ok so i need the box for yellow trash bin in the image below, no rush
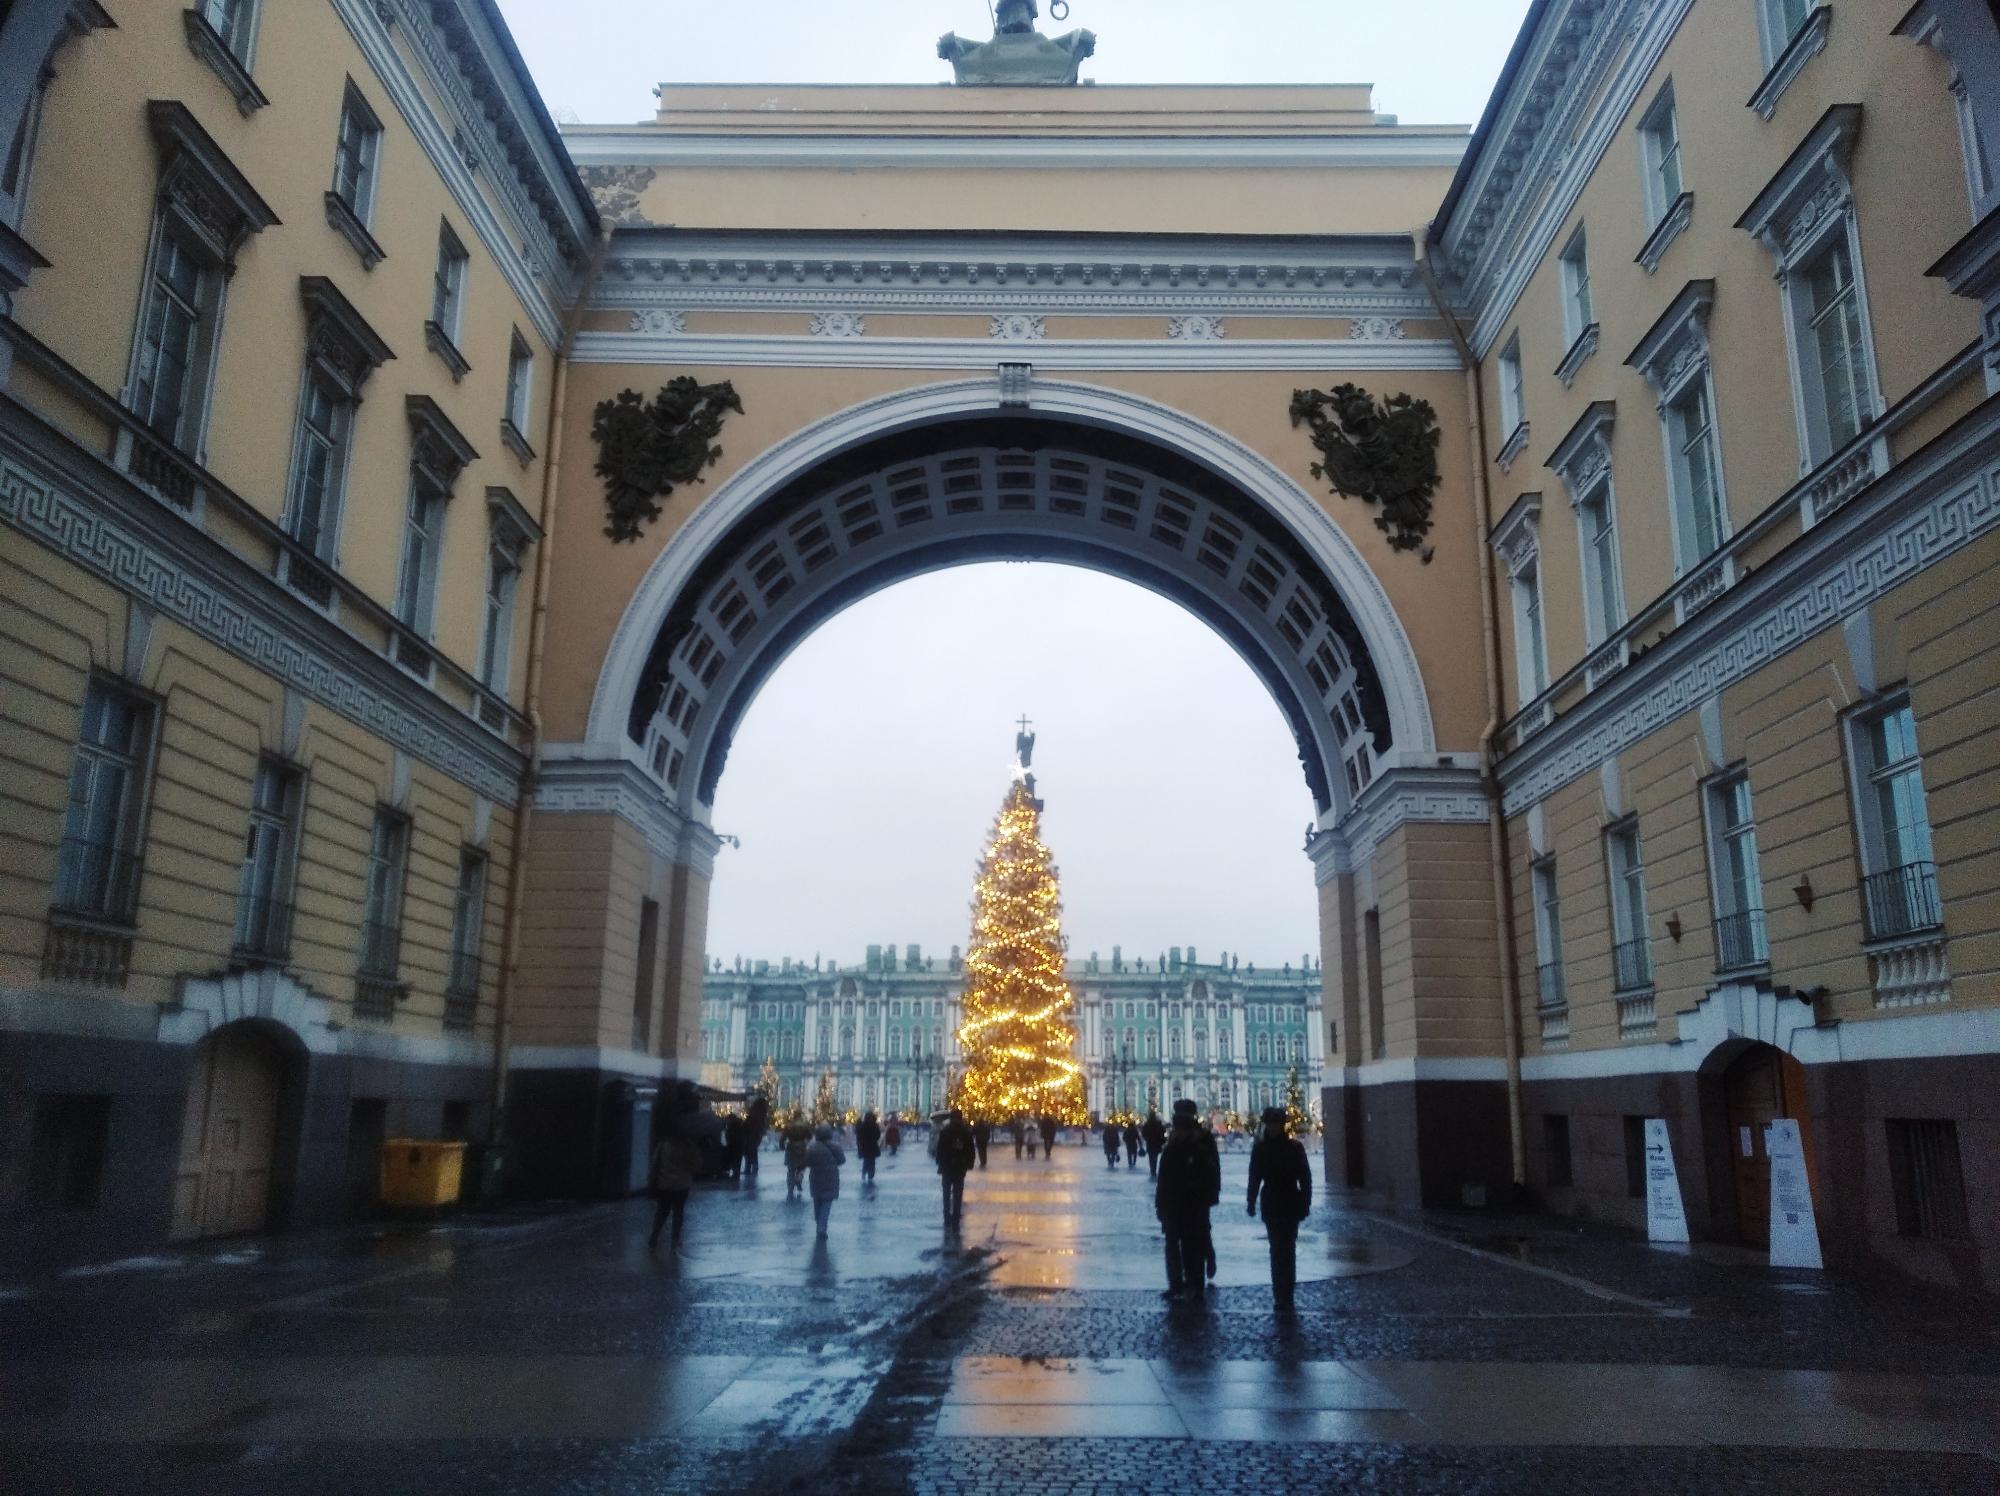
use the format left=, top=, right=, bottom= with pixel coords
left=379, top=1138, right=466, bottom=1209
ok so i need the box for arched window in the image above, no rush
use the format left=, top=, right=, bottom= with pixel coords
left=1256, top=1034, right=1271, bottom=1064
left=1123, top=1028, right=1136, bottom=1056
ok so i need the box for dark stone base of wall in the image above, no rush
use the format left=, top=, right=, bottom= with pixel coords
left=503, top=1066, right=662, bottom=1201
left=1523, top=1049, right=2000, bottom=1293
left=0, top=1024, right=491, bottom=1276
left=1320, top=1075, right=1513, bottom=1210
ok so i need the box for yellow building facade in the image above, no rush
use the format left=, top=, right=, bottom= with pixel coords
left=2, top=0, right=1996, bottom=1284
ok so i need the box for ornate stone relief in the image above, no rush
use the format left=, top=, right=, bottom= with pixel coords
left=809, top=312, right=867, bottom=338
left=991, top=313, right=1046, bottom=341
left=1489, top=493, right=1543, bottom=579
left=578, top=164, right=658, bottom=228
left=1349, top=317, right=1406, bottom=341
left=630, top=309, right=687, bottom=335
left=1166, top=316, right=1225, bottom=341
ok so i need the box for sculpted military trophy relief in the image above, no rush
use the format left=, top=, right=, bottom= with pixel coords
left=6, top=0, right=2000, bottom=1487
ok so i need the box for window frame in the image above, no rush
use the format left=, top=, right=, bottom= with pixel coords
left=1558, top=226, right=1594, bottom=346
left=1702, top=768, right=1770, bottom=972
left=331, top=82, right=383, bottom=225
left=1664, top=375, right=1728, bottom=573
left=233, top=756, right=304, bottom=961
left=128, top=220, right=224, bottom=457
left=447, top=846, right=488, bottom=999
left=1843, top=695, right=1943, bottom=941
left=430, top=221, right=469, bottom=344
left=1637, top=84, right=1684, bottom=225
left=1530, top=855, right=1564, bottom=1007
left=283, top=362, right=356, bottom=567
left=52, top=677, right=162, bottom=927
left=394, top=463, right=451, bottom=638
left=1604, top=818, right=1653, bottom=993
left=1497, top=334, right=1526, bottom=439
left=199, top=0, right=262, bottom=64
left=504, top=332, right=534, bottom=437
left=1576, top=475, right=1625, bottom=647
left=358, top=806, right=411, bottom=980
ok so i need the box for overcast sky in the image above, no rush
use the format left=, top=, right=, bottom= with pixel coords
left=491, top=1, right=1529, bottom=969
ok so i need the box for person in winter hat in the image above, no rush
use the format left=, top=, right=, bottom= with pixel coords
left=934, top=1107, right=978, bottom=1229
left=855, top=1109, right=882, bottom=1183
left=803, top=1123, right=846, bottom=1239
left=1247, top=1105, right=1314, bottom=1312
left=1154, top=1098, right=1221, bottom=1301
left=783, top=1116, right=813, bottom=1199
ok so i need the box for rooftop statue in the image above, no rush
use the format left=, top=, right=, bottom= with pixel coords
left=939, top=0, right=1096, bottom=86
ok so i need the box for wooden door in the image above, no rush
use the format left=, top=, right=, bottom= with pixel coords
left=170, top=1027, right=281, bottom=1241
left=1725, top=1049, right=1783, bottom=1249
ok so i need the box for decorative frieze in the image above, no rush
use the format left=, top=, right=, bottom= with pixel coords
left=1349, top=316, right=1406, bottom=341
left=991, top=313, right=1047, bottom=341
left=809, top=312, right=867, bottom=338
left=630, top=309, right=687, bottom=335
left=1166, top=315, right=1225, bottom=341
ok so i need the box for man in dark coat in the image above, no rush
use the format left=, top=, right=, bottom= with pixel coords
left=971, top=1119, right=993, bottom=1169
left=1102, top=1118, right=1122, bottom=1167
left=1012, top=1115, right=1027, bottom=1160
left=742, top=1096, right=771, bottom=1178
left=1140, top=1109, right=1168, bottom=1179
left=1123, top=1119, right=1140, bottom=1168
left=935, top=1108, right=978, bottom=1228
left=1247, top=1105, right=1314, bottom=1312
left=1153, top=1099, right=1221, bottom=1301
left=1039, top=1115, right=1058, bottom=1158
left=855, top=1109, right=882, bottom=1182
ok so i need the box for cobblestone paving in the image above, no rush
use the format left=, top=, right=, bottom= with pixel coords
left=4, top=1144, right=1997, bottom=1494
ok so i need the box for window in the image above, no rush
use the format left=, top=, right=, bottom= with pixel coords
left=1758, top=0, right=1813, bottom=64
left=1623, top=1115, right=1648, bottom=1199
left=501, top=332, right=535, bottom=459
left=286, top=372, right=352, bottom=564
left=1794, top=235, right=1874, bottom=460
left=233, top=758, right=301, bottom=961
left=1559, top=228, right=1593, bottom=344
left=1850, top=701, right=1942, bottom=939
left=1497, top=336, right=1525, bottom=437
left=1544, top=1114, right=1573, bottom=1189
left=358, top=808, right=409, bottom=980
left=1144, top=1031, right=1159, bottom=1061
left=1638, top=85, right=1683, bottom=223
left=53, top=680, right=155, bottom=924
left=1705, top=773, right=1769, bottom=970
left=1531, top=857, right=1563, bottom=1008
left=199, top=0, right=258, bottom=62
left=1576, top=484, right=1623, bottom=644
left=394, top=467, right=449, bottom=636
left=1363, top=909, right=1385, bottom=1061
left=131, top=228, right=219, bottom=451
left=0, top=62, right=49, bottom=231
left=331, top=84, right=381, bottom=222
left=1514, top=560, right=1549, bottom=698
left=1886, top=1119, right=1970, bottom=1240
left=447, top=848, right=488, bottom=1005
left=1665, top=380, right=1725, bottom=569
left=430, top=223, right=468, bottom=344
left=1950, top=74, right=1998, bottom=217
left=1606, top=820, right=1652, bottom=991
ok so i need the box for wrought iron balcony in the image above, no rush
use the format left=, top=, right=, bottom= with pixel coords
left=51, top=838, right=142, bottom=926
left=232, top=894, right=294, bottom=964
left=1862, top=861, right=1943, bottom=942
left=1612, top=935, right=1653, bottom=993
left=1535, top=959, right=1566, bottom=1011
left=1712, top=908, right=1768, bottom=972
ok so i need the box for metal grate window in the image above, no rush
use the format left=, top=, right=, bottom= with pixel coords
left=1886, top=1119, right=1969, bottom=1241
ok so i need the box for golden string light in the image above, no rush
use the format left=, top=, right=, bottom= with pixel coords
left=953, top=779, right=1088, bottom=1125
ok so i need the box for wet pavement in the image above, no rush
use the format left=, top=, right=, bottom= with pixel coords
left=4, top=1139, right=1998, bottom=1494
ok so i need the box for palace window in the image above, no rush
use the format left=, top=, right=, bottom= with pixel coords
left=358, top=807, right=409, bottom=982
left=1255, top=1034, right=1270, bottom=1065
left=1757, top=0, right=1815, bottom=66
left=1559, top=227, right=1593, bottom=346
left=0, top=54, right=50, bottom=232
left=53, top=680, right=157, bottom=926
left=395, top=467, right=449, bottom=637
left=501, top=332, right=536, bottom=460
left=283, top=280, right=391, bottom=596
left=1638, top=85, right=1684, bottom=225
left=1491, top=496, right=1547, bottom=711
left=331, top=83, right=380, bottom=223
left=1143, top=1031, right=1159, bottom=1061
left=1531, top=856, right=1564, bottom=1010
left=287, top=374, right=350, bottom=566
left=131, top=229, right=219, bottom=453
left=233, top=758, right=302, bottom=963
left=446, top=849, right=488, bottom=1008
left=1606, top=820, right=1653, bottom=993
left=1705, top=773, right=1769, bottom=971
left=1886, top=1119, right=1970, bottom=1240
left=1669, top=381, right=1728, bottom=567
left=1847, top=700, right=1943, bottom=940
left=1497, top=335, right=1526, bottom=446
left=431, top=223, right=468, bottom=343
left=199, top=0, right=259, bottom=64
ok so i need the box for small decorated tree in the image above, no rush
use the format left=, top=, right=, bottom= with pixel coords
left=756, top=1055, right=782, bottom=1110
left=1283, top=1065, right=1316, bottom=1137
left=812, top=1067, right=839, bottom=1126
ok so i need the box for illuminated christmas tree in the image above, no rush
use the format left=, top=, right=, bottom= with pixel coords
left=757, top=1055, right=782, bottom=1109
left=812, top=1066, right=839, bottom=1125
left=956, top=726, right=1087, bottom=1126
left=1283, top=1064, right=1316, bottom=1137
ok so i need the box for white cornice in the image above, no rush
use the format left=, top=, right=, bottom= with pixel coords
left=561, top=130, right=1468, bottom=172
left=1310, top=764, right=1492, bottom=880
left=568, top=330, right=1462, bottom=372
left=534, top=755, right=719, bottom=875
left=327, top=0, right=565, bottom=349
left=1497, top=396, right=2000, bottom=816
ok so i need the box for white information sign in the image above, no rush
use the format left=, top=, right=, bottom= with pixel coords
left=1642, top=1118, right=1689, bottom=1245
left=1765, top=1118, right=1823, bottom=1270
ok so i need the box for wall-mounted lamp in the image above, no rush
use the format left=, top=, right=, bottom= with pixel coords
left=1664, top=912, right=1683, bottom=943
left=1792, top=874, right=1815, bottom=913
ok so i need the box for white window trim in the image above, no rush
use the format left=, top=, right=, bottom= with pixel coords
left=332, top=81, right=383, bottom=224
left=1490, top=494, right=1549, bottom=715
left=1495, top=335, right=1528, bottom=470
left=281, top=361, right=356, bottom=567
left=1637, top=83, right=1683, bottom=226
left=1604, top=818, right=1653, bottom=990
left=1701, top=768, right=1769, bottom=970
left=1547, top=402, right=1624, bottom=652
left=1736, top=106, right=1885, bottom=478
left=1749, top=3, right=1831, bottom=120
left=1558, top=225, right=1593, bottom=347
left=1841, top=695, right=1938, bottom=887
left=1624, top=280, right=1735, bottom=607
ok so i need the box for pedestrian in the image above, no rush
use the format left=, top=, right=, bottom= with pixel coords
left=804, top=1123, right=846, bottom=1238
left=1154, top=1098, right=1221, bottom=1301
left=742, top=1095, right=770, bottom=1179
left=972, top=1119, right=992, bottom=1169
left=1247, top=1105, right=1314, bottom=1313
left=856, top=1109, right=882, bottom=1183
left=648, top=1109, right=700, bottom=1252
left=1141, top=1109, right=1167, bottom=1179
left=783, top=1116, right=812, bottom=1199
left=1123, top=1119, right=1140, bottom=1168
left=1012, top=1116, right=1026, bottom=1160
left=1024, top=1117, right=1041, bottom=1159
left=935, top=1108, right=977, bottom=1228
left=1102, top=1118, right=1122, bottom=1168
left=1040, top=1115, right=1058, bottom=1157
left=885, top=1117, right=902, bottom=1156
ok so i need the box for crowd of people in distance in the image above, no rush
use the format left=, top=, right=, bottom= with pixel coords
left=647, top=1085, right=1313, bottom=1310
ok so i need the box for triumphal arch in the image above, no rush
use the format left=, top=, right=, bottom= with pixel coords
left=506, top=11, right=1503, bottom=1203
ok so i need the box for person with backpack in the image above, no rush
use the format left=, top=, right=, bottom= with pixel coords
left=803, top=1123, right=846, bottom=1239
left=935, top=1108, right=977, bottom=1228
left=1247, top=1105, right=1314, bottom=1311
left=1153, top=1098, right=1221, bottom=1301
left=648, top=1109, right=701, bottom=1252
left=855, top=1109, right=882, bottom=1183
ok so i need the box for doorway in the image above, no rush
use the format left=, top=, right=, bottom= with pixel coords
left=170, top=1024, right=285, bottom=1240
left=1722, top=1044, right=1813, bottom=1249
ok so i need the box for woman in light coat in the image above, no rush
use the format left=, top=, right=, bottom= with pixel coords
left=803, top=1124, right=847, bottom=1239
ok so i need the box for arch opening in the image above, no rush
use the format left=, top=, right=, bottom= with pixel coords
left=608, top=405, right=1421, bottom=822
